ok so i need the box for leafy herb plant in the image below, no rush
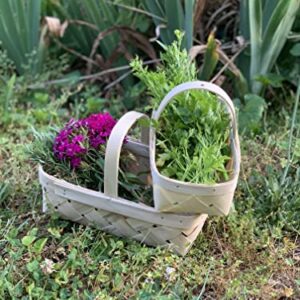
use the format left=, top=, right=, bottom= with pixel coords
left=131, top=32, right=232, bottom=184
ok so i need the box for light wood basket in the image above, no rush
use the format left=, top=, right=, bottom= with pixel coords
left=39, top=111, right=207, bottom=256
left=150, top=81, right=241, bottom=215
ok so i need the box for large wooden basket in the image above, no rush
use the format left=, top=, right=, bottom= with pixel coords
left=39, top=111, right=207, bottom=256
left=150, top=81, right=241, bottom=215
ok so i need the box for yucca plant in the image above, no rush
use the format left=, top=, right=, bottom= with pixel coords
left=48, top=0, right=156, bottom=84
left=50, top=0, right=147, bottom=58
left=0, top=0, right=45, bottom=75
left=51, top=0, right=121, bottom=58
left=239, top=0, right=300, bottom=94
left=142, top=0, right=196, bottom=50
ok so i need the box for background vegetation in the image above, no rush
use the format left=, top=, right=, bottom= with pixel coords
left=0, top=0, right=300, bottom=298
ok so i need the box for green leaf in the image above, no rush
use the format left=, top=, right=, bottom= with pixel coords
left=255, top=73, right=284, bottom=88
left=165, top=0, right=184, bottom=44
left=22, top=235, right=36, bottom=247
left=249, top=0, right=263, bottom=82
left=86, top=97, right=106, bottom=114
left=113, top=273, right=123, bottom=291
left=290, top=43, right=300, bottom=56
left=96, top=271, right=110, bottom=283
left=260, top=0, right=299, bottom=72
left=137, top=117, right=151, bottom=128
left=26, top=282, right=35, bottom=295
left=184, top=0, right=195, bottom=50
left=0, top=182, right=10, bottom=204
left=240, top=0, right=300, bottom=94
left=47, top=227, right=61, bottom=238
left=32, top=238, right=48, bottom=254
left=0, top=0, right=43, bottom=75
left=26, top=260, right=40, bottom=273
left=142, top=0, right=194, bottom=49
left=199, top=33, right=219, bottom=80
left=238, top=94, right=266, bottom=132
left=156, top=153, right=171, bottom=167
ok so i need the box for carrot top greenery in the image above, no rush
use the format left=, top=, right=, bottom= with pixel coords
left=131, top=31, right=232, bottom=184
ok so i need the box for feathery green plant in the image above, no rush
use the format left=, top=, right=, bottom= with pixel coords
left=131, top=32, right=231, bottom=184
left=0, top=0, right=44, bottom=75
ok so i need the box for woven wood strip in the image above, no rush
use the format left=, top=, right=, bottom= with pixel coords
left=153, top=186, right=234, bottom=215
left=42, top=186, right=207, bottom=256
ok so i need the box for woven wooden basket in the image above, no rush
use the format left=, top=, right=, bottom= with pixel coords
left=150, top=81, right=241, bottom=215
left=39, top=111, right=207, bottom=256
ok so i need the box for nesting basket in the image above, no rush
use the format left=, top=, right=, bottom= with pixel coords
left=40, top=111, right=208, bottom=256
left=150, top=81, right=241, bottom=215
left=39, top=81, right=240, bottom=255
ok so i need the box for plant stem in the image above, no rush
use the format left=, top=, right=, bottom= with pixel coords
left=280, top=77, right=300, bottom=186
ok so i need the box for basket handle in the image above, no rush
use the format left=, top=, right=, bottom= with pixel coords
left=104, top=111, right=149, bottom=198
left=152, top=81, right=238, bottom=142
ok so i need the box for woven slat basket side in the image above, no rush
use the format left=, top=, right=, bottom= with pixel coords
left=40, top=169, right=207, bottom=256
left=152, top=184, right=237, bottom=215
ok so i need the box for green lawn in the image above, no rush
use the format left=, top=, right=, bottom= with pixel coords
left=1, top=100, right=299, bottom=299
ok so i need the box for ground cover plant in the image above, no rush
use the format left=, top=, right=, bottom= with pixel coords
left=1, top=0, right=300, bottom=299
left=1, top=108, right=300, bottom=298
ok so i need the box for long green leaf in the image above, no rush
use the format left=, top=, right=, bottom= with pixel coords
left=261, top=0, right=291, bottom=54
left=0, top=0, right=43, bottom=75
left=165, top=0, right=184, bottom=45
left=262, top=0, right=299, bottom=69
left=199, top=33, right=219, bottom=80
left=262, top=0, right=279, bottom=30
left=252, top=0, right=300, bottom=93
left=241, top=0, right=300, bottom=94
left=184, top=0, right=195, bottom=50
left=240, top=0, right=249, bottom=39
left=54, top=0, right=128, bottom=60
left=249, top=0, right=262, bottom=84
left=143, top=0, right=194, bottom=49
left=28, top=0, right=41, bottom=50
left=143, top=0, right=170, bottom=43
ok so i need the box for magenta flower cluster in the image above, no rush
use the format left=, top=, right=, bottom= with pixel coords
left=53, top=113, right=117, bottom=168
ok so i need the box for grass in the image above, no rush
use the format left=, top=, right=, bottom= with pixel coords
left=1, top=90, right=300, bottom=299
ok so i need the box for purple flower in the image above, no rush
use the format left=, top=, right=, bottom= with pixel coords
left=70, top=157, right=82, bottom=168
left=84, top=113, right=117, bottom=148
left=53, top=113, right=117, bottom=168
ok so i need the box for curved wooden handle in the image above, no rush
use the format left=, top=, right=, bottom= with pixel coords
left=104, top=111, right=149, bottom=198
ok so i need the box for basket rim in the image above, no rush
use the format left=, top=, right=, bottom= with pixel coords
left=39, top=165, right=207, bottom=229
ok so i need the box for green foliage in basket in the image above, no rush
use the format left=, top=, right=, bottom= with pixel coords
left=28, top=123, right=152, bottom=206
left=131, top=32, right=232, bottom=184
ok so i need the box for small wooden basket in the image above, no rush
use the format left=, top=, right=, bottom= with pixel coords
left=150, top=81, right=241, bottom=215
left=39, top=111, right=207, bottom=256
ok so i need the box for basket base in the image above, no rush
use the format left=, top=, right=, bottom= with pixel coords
left=39, top=166, right=207, bottom=256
